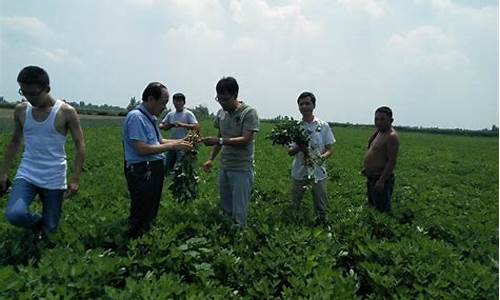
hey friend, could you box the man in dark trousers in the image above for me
[123,82,192,238]
[362,106,400,213]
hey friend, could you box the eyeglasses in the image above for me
[18,88,45,97]
[214,95,233,103]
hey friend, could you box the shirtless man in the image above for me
[362,106,399,213]
[0,66,85,238]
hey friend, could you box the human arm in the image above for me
[133,139,192,156]
[202,131,221,172]
[159,122,175,130]
[65,106,86,196]
[375,134,399,191]
[320,144,333,160]
[0,104,24,191]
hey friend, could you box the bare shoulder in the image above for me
[13,101,28,121]
[58,103,81,130]
[60,102,77,113]
[60,102,79,119]
[388,129,400,143]
[14,101,28,114]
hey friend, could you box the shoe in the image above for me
[313,217,327,227]
[31,219,44,238]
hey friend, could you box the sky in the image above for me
[1,0,498,129]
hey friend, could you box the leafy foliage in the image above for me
[169,130,202,203]
[267,117,310,147]
[0,120,497,299]
[267,117,323,185]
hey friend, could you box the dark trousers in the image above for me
[164,150,184,175]
[367,174,395,213]
[125,160,165,237]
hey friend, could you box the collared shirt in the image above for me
[214,102,260,171]
[291,116,336,181]
[161,109,198,139]
[123,103,164,165]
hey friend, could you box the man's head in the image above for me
[173,93,186,112]
[215,76,239,111]
[17,66,51,107]
[142,82,169,117]
[374,106,393,131]
[297,91,316,115]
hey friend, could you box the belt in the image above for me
[126,159,163,169]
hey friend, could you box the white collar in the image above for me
[302,116,320,124]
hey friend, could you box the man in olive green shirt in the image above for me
[202,77,260,226]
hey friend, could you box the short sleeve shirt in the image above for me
[123,104,164,165]
[291,117,336,181]
[161,109,198,139]
[214,102,260,171]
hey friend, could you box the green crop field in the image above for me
[0,118,498,299]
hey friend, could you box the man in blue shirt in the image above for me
[159,93,199,175]
[123,82,192,238]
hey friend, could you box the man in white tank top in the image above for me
[0,66,85,239]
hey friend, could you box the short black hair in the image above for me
[173,92,186,103]
[375,106,393,118]
[17,66,50,88]
[142,82,167,102]
[216,77,239,97]
[297,91,316,105]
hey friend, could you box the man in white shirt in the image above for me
[159,93,199,174]
[288,92,335,225]
[0,66,85,239]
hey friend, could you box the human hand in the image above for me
[375,179,385,193]
[0,174,11,197]
[202,159,213,172]
[65,178,80,198]
[172,140,193,151]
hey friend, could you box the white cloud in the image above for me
[165,22,224,46]
[1,0,496,129]
[0,16,85,70]
[415,0,497,27]
[39,48,69,63]
[127,0,224,22]
[169,0,224,21]
[230,0,321,37]
[0,16,54,40]
[337,0,388,19]
[31,48,86,70]
[162,21,226,81]
[386,26,469,70]
[231,36,269,54]
[126,0,159,5]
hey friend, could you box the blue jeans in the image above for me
[5,178,65,234]
[218,169,254,226]
[367,174,395,213]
